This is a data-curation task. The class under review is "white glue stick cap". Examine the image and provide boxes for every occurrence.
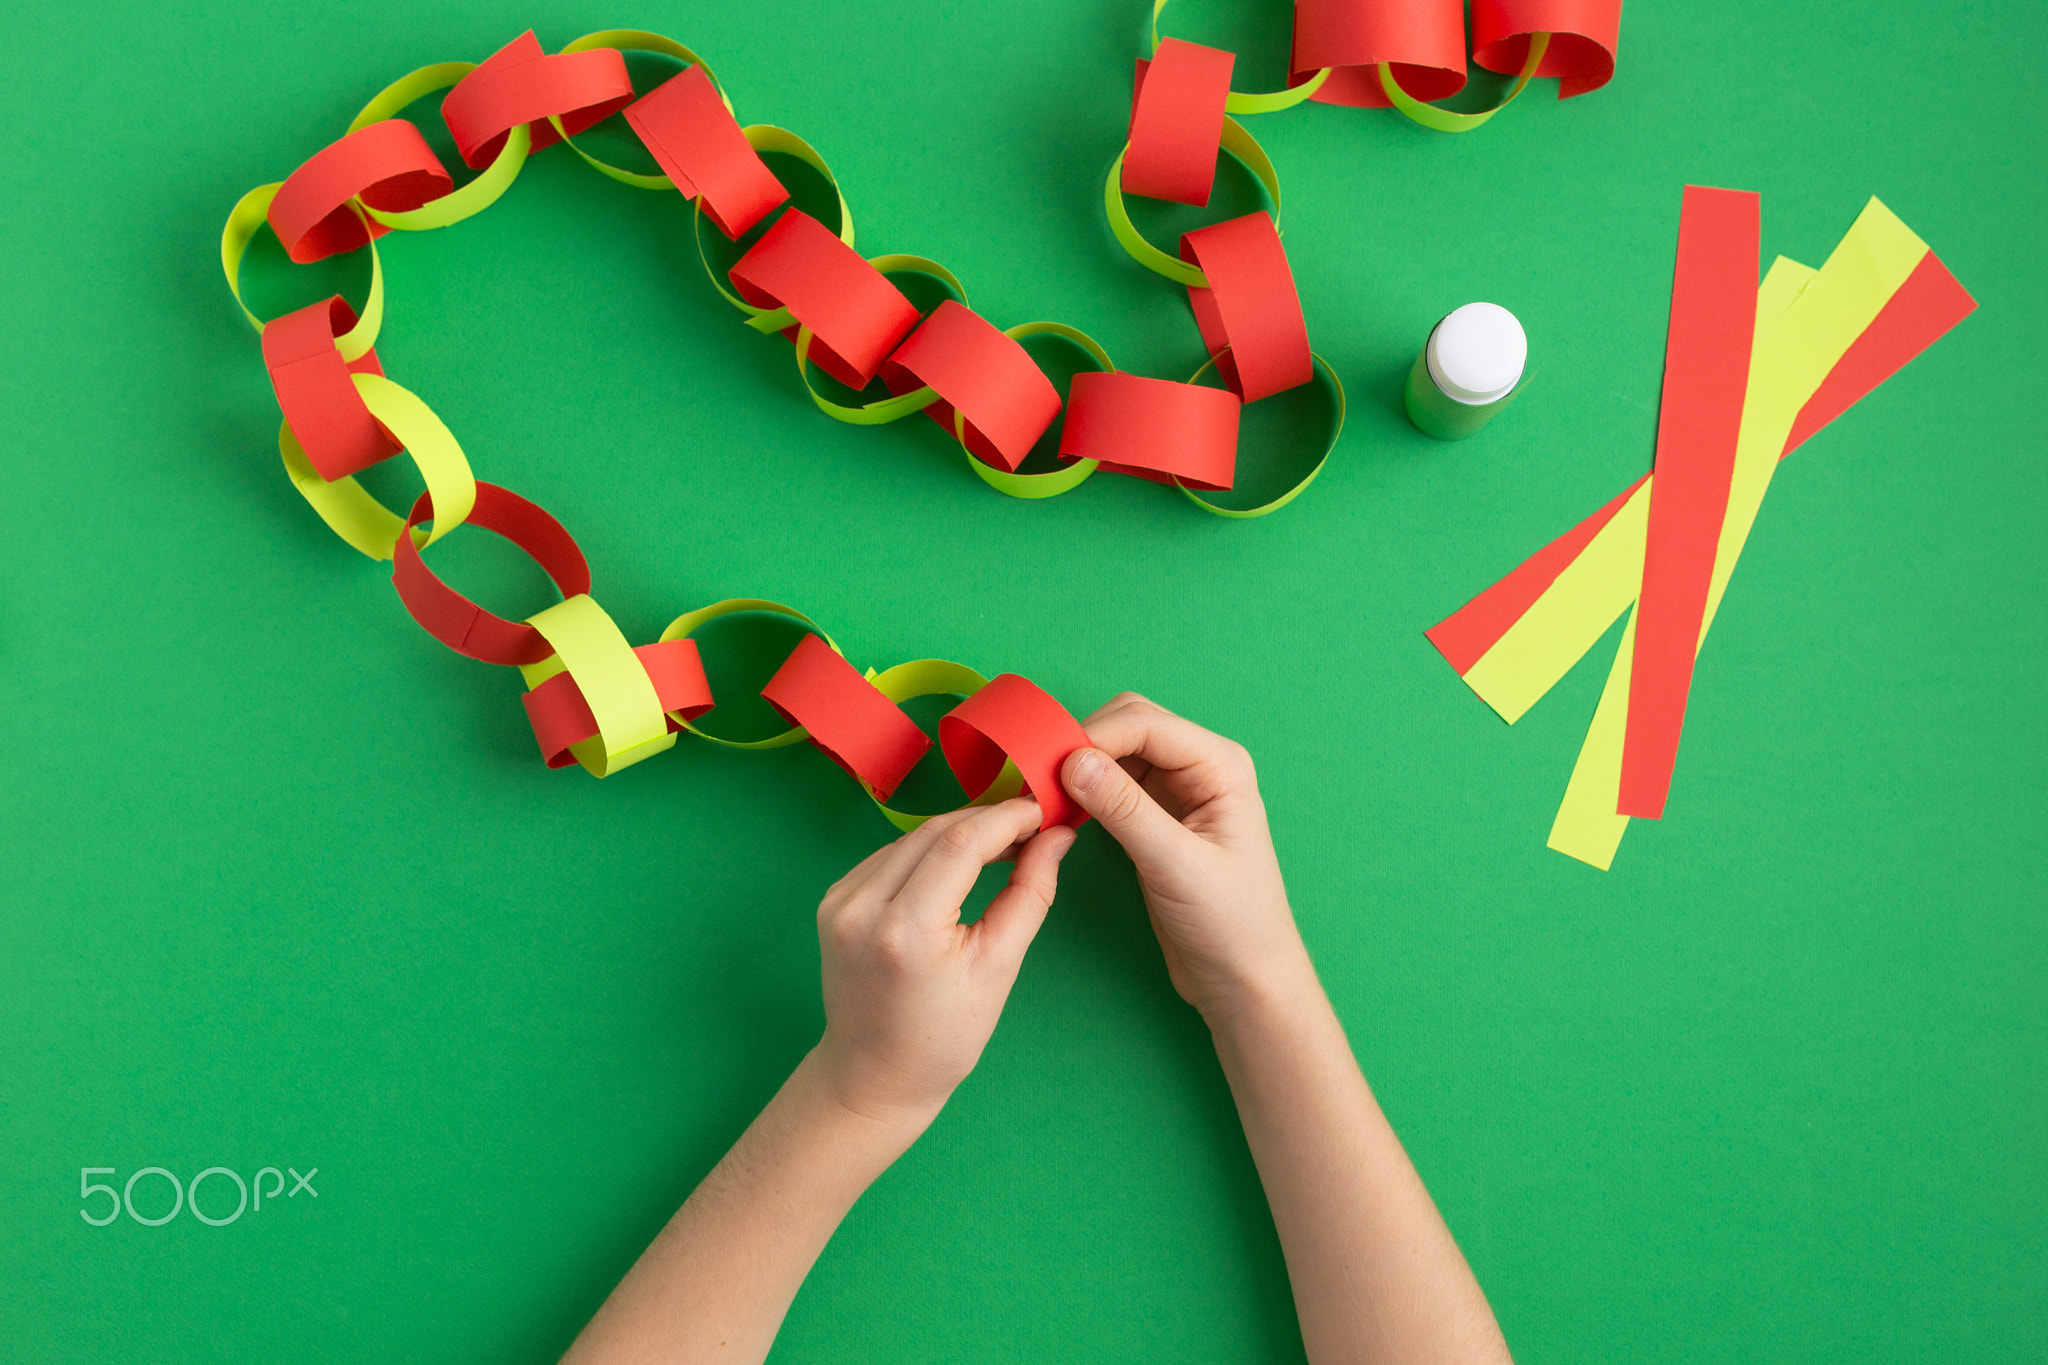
[1427,302,1527,406]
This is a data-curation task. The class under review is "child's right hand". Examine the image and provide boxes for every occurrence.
[1058,694,1309,1022]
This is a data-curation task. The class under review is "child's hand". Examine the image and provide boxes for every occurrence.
[813,798,1075,1129]
[1059,694,1305,1021]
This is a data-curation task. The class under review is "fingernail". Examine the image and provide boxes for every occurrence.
[1068,748,1107,791]
[1048,825,1078,857]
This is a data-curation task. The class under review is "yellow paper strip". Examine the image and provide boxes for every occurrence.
[524,594,674,777]
[1546,204,1930,868]
[1458,256,1817,723]
[1460,481,1650,723]
[1546,607,1637,868]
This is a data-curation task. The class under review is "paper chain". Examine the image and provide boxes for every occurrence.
[1425,192,1975,870]
[217,7,1623,806]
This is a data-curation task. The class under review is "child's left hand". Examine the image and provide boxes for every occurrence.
[812,798,1075,1130]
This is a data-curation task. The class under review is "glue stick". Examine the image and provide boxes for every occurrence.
[1404,302,1527,440]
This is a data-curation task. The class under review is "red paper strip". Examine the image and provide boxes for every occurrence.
[761,634,933,801]
[441,31,634,170]
[1122,39,1235,207]
[267,119,452,264]
[262,297,401,480]
[1292,0,1466,108]
[1427,252,1976,686]
[524,639,713,768]
[1472,0,1623,99]
[1425,472,1650,675]
[879,302,1063,473]
[1180,212,1313,403]
[1785,251,1977,455]
[1618,186,1760,820]
[729,210,922,390]
[939,674,1093,831]
[622,65,790,239]
[1058,371,1241,489]
[392,484,593,665]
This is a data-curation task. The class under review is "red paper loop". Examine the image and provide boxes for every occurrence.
[1472,0,1622,98]
[1179,213,1313,403]
[879,302,1063,473]
[441,31,635,170]
[761,634,932,801]
[262,297,401,480]
[622,65,789,239]
[267,119,453,263]
[391,483,594,665]
[1291,0,1467,108]
[1122,39,1235,207]
[728,210,922,390]
[523,639,713,769]
[938,675,1092,831]
[1057,371,1242,489]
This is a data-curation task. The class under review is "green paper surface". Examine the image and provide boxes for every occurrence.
[1,1,2044,1363]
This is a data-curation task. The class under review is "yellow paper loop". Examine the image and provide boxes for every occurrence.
[345,63,533,232]
[347,61,476,130]
[1146,0,1331,113]
[365,124,530,231]
[552,31,730,189]
[695,125,857,326]
[277,421,425,561]
[221,188,385,361]
[275,374,474,562]
[522,595,675,777]
[657,599,835,749]
[1379,33,1550,133]
[349,374,476,547]
[956,322,1117,500]
[1104,117,1279,286]
[790,255,964,424]
[1177,352,1346,519]
[860,659,1025,830]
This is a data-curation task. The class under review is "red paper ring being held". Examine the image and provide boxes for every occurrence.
[262,297,402,481]
[761,635,933,802]
[1122,38,1235,207]
[939,674,1092,831]
[1058,370,1242,489]
[441,30,635,170]
[391,484,592,665]
[879,301,1063,473]
[728,210,922,391]
[1180,212,1313,403]
[1473,0,1622,97]
[1290,0,1467,108]
[623,64,789,240]
[523,639,713,769]
[267,120,453,263]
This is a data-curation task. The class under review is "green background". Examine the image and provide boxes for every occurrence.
[3,0,2042,1359]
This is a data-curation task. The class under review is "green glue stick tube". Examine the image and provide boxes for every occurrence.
[1404,301,1527,440]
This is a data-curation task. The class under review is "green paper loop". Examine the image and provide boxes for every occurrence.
[1177,352,1346,518]
[1380,32,1550,133]
[1104,117,1280,286]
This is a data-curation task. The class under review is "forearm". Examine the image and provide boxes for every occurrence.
[562,1048,929,1365]
[1207,951,1511,1365]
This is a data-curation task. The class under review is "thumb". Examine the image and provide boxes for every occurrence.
[1061,748,1183,864]
[973,824,1075,976]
